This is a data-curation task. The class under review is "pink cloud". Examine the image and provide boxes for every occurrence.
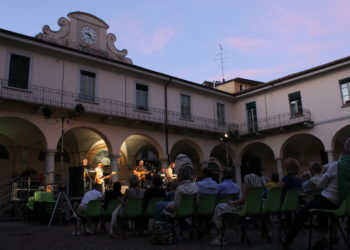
[142,28,176,54]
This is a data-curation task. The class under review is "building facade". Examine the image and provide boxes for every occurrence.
[0,12,349,201]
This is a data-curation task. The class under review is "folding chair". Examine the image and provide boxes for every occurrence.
[308,192,350,250]
[221,187,264,247]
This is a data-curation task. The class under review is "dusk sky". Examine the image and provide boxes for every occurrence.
[1,0,350,84]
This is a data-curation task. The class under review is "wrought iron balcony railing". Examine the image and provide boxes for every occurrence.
[0,79,230,134]
[229,108,313,137]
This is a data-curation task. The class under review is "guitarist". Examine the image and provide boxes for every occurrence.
[95,162,110,193]
[133,160,148,188]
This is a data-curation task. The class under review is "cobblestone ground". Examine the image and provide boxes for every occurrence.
[0,219,348,250]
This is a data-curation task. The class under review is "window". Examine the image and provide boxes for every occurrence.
[79,70,95,102]
[8,53,30,89]
[340,78,350,105]
[288,91,303,116]
[181,94,191,119]
[136,83,148,110]
[217,103,225,124]
[246,102,258,133]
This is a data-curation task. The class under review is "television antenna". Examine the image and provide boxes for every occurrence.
[218,43,225,83]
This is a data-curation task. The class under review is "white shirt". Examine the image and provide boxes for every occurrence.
[317,161,341,206]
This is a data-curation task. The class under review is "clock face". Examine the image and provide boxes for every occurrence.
[80,26,97,45]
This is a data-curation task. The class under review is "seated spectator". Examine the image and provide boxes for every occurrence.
[109,175,144,236]
[300,162,322,203]
[143,175,166,211]
[281,138,350,250]
[211,156,266,245]
[104,181,123,209]
[155,165,199,217]
[73,183,103,235]
[265,171,279,190]
[196,166,219,195]
[218,167,240,196]
[277,157,303,200]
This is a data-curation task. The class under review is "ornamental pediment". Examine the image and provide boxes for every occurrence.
[35,11,132,64]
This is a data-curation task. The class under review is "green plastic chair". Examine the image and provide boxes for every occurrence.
[104,199,120,217]
[221,187,264,247]
[119,198,143,237]
[308,192,350,250]
[261,187,282,243]
[79,200,103,233]
[144,196,165,217]
[280,188,300,213]
[194,194,217,216]
[172,194,196,218]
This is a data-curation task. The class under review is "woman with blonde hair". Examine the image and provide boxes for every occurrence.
[277,157,303,199]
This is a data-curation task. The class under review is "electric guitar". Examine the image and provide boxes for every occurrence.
[95,171,117,184]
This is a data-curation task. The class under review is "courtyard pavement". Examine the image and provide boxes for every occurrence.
[0,218,348,250]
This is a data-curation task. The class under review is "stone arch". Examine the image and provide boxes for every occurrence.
[239,142,276,179]
[53,126,113,185]
[119,134,163,183]
[281,133,326,171]
[170,139,204,177]
[332,124,350,160]
[0,117,47,180]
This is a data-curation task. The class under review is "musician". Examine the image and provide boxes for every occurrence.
[95,162,110,193]
[165,162,176,181]
[133,160,148,188]
[82,158,92,191]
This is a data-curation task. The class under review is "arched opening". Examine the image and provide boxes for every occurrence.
[55,126,112,187]
[281,133,326,171]
[240,142,276,181]
[170,139,203,177]
[0,117,47,181]
[120,134,161,185]
[332,125,350,160]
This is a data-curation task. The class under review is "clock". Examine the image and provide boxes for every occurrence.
[80,26,97,45]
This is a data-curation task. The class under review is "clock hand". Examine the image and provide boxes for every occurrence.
[85,32,93,39]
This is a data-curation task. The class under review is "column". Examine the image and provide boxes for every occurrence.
[326,150,334,163]
[276,157,283,178]
[232,156,242,188]
[110,154,120,182]
[45,149,56,186]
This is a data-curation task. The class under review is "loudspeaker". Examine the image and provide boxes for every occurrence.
[68,166,84,197]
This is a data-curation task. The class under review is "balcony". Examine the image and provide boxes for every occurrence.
[0,79,231,135]
[229,108,313,140]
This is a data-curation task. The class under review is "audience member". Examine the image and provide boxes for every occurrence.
[265,171,280,190]
[110,175,144,236]
[277,157,303,200]
[218,167,240,196]
[211,156,266,245]
[155,165,199,217]
[72,183,103,235]
[300,162,322,203]
[104,181,123,209]
[281,138,350,250]
[195,166,219,195]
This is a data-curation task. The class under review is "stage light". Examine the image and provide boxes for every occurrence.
[41,106,53,119]
[74,104,85,116]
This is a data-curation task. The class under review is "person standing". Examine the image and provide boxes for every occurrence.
[133,160,147,188]
[95,162,110,193]
[165,162,176,182]
[82,158,92,191]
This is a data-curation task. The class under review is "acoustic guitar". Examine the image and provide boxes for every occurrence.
[133,169,149,180]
